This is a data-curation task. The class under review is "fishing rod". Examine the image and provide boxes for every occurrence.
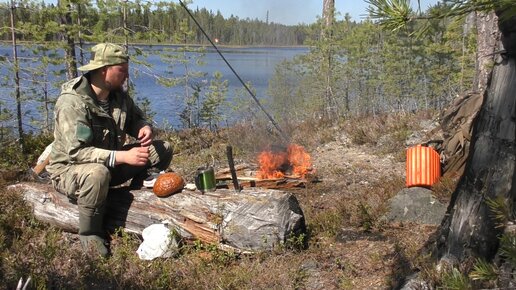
[178,0,289,142]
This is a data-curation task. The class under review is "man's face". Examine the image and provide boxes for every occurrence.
[104,63,129,91]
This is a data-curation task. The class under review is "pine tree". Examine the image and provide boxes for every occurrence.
[200,71,228,130]
[157,19,207,128]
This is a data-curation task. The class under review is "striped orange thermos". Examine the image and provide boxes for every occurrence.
[406,145,441,188]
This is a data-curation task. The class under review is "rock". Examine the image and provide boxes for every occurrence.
[436,254,459,273]
[384,187,447,225]
[399,273,432,290]
[299,260,325,290]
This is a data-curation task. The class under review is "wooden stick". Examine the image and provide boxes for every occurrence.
[226,145,241,192]
[217,176,305,182]
[32,156,50,176]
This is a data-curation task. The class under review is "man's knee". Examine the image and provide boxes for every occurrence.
[86,164,111,187]
[77,164,111,209]
[151,140,173,170]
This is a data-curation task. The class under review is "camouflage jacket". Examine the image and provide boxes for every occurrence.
[47,75,150,177]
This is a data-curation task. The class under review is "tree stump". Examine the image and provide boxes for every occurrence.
[439,10,516,262]
[9,182,306,252]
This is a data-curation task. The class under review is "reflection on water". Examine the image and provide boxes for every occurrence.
[0,44,308,130]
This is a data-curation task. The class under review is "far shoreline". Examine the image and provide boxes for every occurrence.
[0,41,311,49]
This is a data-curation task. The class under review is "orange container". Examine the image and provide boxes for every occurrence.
[406,145,441,188]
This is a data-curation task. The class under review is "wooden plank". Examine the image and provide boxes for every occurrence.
[215,164,251,179]
[216,176,307,189]
[238,179,306,189]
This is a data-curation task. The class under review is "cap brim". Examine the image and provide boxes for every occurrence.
[78,63,106,72]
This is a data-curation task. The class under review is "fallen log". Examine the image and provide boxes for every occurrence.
[9,182,306,252]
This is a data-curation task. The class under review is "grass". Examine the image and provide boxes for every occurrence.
[0,110,465,289]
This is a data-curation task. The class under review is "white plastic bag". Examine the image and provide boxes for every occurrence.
[136,223,178,260]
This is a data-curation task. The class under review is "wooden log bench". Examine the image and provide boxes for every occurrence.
[9,182,306,253]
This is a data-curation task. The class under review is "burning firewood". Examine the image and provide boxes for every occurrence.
[215,144,316,190]
[257,144,313,179]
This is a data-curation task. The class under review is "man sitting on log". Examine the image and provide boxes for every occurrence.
[46,43,173,257]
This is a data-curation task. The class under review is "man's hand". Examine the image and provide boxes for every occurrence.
[138,125,153,147]
[116,146,149,166]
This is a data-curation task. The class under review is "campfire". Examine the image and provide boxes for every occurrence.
[214,144,315,189]
[257,144,312,180]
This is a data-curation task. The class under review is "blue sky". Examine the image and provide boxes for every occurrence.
[44,0,441,25]
[188,0,441,25]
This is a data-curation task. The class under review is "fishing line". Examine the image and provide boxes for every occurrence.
[178,0,289,142]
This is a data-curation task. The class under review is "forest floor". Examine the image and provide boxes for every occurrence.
[277,121,440,289]
[0,111,456,289]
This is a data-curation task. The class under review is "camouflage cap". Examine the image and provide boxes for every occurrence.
[78,43,129,72]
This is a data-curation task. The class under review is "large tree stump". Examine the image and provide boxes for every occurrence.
[438,9,516,263]
[9,182,306,252]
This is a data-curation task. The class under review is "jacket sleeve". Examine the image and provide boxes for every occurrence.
[54,101,111,164]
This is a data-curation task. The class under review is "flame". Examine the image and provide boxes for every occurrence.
[257,150,288,179]
[288,144,311,178]
[257,144,312,179]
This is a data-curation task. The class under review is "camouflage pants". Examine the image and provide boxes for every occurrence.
[52,140,172,217]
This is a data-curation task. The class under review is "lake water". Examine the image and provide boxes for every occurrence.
[0,44,308,130]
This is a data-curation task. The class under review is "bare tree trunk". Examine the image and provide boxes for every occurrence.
[122,0,131,94]
[460,12,475,93]
[9,0,24,152]
[43,77,51,133]
[473,11,500,93]
[123,0,129,49]
[322,0,334,29]
[438,9,516,266]
[322,0,337,119]
[344,85,350,112]
[76,2,84,66]
[58,0,77,79]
